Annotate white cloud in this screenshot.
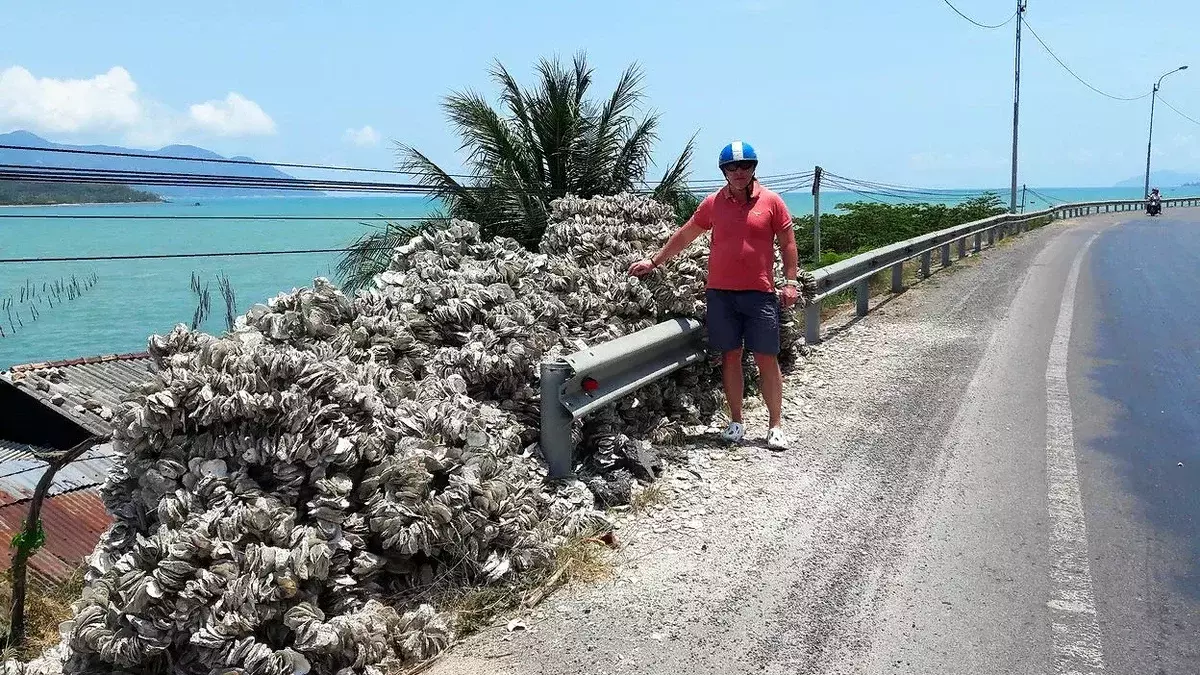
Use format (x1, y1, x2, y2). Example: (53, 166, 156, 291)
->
(189, 92, 276, 137)
(344, 125, 381, 147)
(0, 66, 142, 134)
(0, 65, 276, 145)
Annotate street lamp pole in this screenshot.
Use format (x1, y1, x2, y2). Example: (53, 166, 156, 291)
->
(1144, 65, 1188, 199)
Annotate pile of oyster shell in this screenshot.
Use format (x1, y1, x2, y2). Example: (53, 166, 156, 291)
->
(5, 193, 815, 675)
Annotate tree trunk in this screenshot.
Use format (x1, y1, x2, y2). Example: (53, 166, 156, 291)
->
(6, 438, 94, 648)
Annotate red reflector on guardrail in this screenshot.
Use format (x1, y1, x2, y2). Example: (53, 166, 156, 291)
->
(582, 377, 599, 393)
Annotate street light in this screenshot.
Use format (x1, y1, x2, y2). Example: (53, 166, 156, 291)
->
(1144, 65, 1189, 199)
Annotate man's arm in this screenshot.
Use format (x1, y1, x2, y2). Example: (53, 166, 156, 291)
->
(631, 220, 708, 276)
(651, 221, 707, 267)
(777, 225, 799, 282)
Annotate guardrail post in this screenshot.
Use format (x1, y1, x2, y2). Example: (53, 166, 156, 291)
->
(891, 262, 903, 292)
(539, 359, 575, 479)
(957, 237, 967, 258)
(856, 279, 869, 316)
(987, 227, 995, 246)
(974, 232, 982, 252)
(920, 250, 932, 277)
(804, 302, 821, 344)
(941, 242, 951, 266)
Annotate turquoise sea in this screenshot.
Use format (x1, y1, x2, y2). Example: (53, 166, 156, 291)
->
(0, 185, 1189, 370)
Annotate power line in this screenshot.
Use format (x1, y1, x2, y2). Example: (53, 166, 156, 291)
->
(1, 142, 812, 192)
(1158, 96, 1200, 126)
(0, 246, 403, 265)
(940, 0, 1018, 29)
(2, 161, 812, 197)
(0, 143, 469, 179)
(0, 213, 435, 221)
(1020, 17, 1150, 102)
(823, 171, 998, 200)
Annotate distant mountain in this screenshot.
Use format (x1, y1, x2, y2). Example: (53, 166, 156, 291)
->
(1113, 170, 1200, 189)
(0, 131, 319, 199)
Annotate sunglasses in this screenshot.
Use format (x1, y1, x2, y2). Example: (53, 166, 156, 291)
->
(723, 161, 757, 172)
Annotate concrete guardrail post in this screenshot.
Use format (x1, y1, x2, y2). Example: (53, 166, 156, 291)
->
(804, 302, 821, 345)
(941, 243, 951, 266)
(856, 279, 869, 316)
(988, 227, 995, 246)
(958, 237, 967, 258)
(974, 232, 983, 252)
(920, 250, 932, 277)
(891, 262, 903, 292)
(539, 359, 576, 479)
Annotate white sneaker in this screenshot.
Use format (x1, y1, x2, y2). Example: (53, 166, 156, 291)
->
(766, 427, 789, 451)
(721, 421, 745, 443)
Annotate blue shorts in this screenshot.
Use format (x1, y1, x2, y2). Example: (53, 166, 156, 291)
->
(705, 289, 781, 355)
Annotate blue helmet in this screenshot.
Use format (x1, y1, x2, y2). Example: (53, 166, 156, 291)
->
(718, 141, 758, 168)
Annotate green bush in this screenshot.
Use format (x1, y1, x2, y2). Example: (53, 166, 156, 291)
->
(793, 193, 1006, 267)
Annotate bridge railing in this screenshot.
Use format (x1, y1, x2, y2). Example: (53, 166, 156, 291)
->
(538, 196, 1200, 476)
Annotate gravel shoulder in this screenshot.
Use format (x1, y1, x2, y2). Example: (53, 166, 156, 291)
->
(425, 213, 1132, 675)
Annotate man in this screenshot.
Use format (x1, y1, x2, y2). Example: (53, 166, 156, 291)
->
(629, 141, 800, 450)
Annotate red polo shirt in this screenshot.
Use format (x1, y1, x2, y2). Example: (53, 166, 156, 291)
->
(689, 181, 793, 292)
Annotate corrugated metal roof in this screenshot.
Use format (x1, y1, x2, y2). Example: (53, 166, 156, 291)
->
(0, 487, 112, 586)
(0, 352, 156, 437)
(0, 441, 117, 508)
(0, 438, 53, 464)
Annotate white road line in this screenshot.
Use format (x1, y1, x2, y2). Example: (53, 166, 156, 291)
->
(1045, 231, 1106, 674)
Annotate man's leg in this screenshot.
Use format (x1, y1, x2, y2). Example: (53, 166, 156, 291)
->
(741, 291, 784, 430)
(753, 352, 783, 428)
(722, 349, 745, 422)
(705, 290, 747, 436)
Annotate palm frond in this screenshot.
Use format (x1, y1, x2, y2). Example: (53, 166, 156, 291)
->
(375, 53, 694, 252)
(334, 219, 436, 294)
(396, 144, 478, 215)
(610, 114, 658, 191)
(651, 132, 698, 213)
(491, 61, 544, 186)
(577, 63, 646, 193)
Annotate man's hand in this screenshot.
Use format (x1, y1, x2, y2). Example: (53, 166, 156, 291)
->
(629, 258, 656, 277)
(780, 284, 799, 308)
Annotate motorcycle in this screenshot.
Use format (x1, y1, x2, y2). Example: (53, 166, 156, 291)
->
(1146, 196, 1162, 216)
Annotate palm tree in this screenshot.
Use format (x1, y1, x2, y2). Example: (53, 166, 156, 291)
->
(335, 52, 696, 293)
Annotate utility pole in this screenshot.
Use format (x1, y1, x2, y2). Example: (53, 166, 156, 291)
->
(812, 166, 823, 263)
(1009, 0, 1027, 214)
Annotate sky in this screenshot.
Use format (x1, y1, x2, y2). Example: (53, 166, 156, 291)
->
(2, 0, 1200, 189)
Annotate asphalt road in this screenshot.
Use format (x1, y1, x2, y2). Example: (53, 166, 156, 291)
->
(429, 208, 1200, 675)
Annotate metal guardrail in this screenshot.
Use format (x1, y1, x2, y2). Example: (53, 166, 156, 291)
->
(538, 196, 1200, 477)
(539, 319, 707, 478)
(800, 195, 1199, 343)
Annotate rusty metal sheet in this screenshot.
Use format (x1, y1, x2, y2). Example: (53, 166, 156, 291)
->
(0, 487, 112, 585)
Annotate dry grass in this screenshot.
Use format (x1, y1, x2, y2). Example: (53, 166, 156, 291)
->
(0, 566, 84, 660)
(630, 482, 668, 513)
(446, 534, 616, 637)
